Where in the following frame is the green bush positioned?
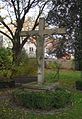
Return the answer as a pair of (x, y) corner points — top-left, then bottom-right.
(12, 88), (72, 110)
(0, 48), (12, 70)
(76, 81), (82, 90)
(0, 48), (13, 79)
(53, 89), (71, 108)
(18, 58), (37, 76)
(0, 48), (37, 78)
(11, 58), (38, 78)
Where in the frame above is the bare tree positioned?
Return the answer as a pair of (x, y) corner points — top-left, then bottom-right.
(0, 0), (49, 64)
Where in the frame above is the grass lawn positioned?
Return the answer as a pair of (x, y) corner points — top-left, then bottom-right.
(0, 69), (82, 119)
(45, 70), (81, 90)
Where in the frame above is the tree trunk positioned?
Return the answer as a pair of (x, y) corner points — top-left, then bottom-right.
(12, 43), (22, 65)
(10, 43), (22, 78)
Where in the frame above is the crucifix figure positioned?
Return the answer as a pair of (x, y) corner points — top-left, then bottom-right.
(20, 17), (66, 84)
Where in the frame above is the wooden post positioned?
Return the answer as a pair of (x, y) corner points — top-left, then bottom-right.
(20, 17), (66, 85)
(37, 18), (45, 84)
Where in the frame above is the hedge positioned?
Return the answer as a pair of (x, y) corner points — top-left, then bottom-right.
(12, 88), (72, 110)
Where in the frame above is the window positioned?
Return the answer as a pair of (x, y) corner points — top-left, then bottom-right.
(29, 47), (33, 53)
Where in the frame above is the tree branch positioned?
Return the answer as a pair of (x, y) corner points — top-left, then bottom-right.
(16, 0), (20, 20)
(1, 20), (14, 38)
(23, 0), (37, 17)
(6, 4), (17, 27)
(20, 35), (30, 49)
(11, 0), (18, 20)
(0, 30), (13, 41)
(21, 0), (49, 48)
(32, 1), (48, 30)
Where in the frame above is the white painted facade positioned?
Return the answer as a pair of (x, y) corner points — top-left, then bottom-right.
(24, 40), (36, 58)
(0, 34), (36, 57)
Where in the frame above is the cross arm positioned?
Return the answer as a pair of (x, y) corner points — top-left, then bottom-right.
(44, 28), (66, 36)
(20, 28), (66, 37)
(20, 30), (39, 37)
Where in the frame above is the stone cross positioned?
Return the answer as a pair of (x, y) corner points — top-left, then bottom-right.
(20, 17), (66, 84)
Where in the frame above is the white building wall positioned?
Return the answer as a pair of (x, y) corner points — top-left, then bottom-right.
(24, 41), (36, 58)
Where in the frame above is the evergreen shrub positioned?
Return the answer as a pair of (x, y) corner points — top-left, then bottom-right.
(12, 88), (72, 110)
(76, 81), (82, 90)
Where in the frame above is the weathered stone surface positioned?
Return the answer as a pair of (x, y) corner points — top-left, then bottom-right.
(20, 17), (66, 84)
(22, 82), (60, 92)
